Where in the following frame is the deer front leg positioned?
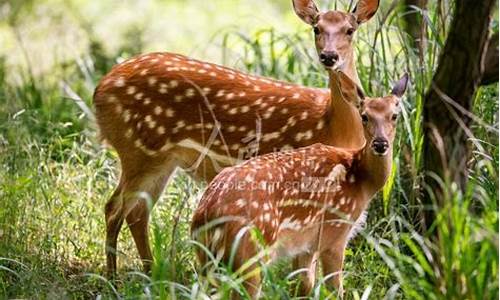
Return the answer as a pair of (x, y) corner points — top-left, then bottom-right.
(292, 251), (319, 296)
(320, 246), (346, 297)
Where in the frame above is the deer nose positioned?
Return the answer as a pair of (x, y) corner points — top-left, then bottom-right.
(371, 138), (389, 155)
(319, 51), (339, 67)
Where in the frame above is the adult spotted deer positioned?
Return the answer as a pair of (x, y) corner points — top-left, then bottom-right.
(94, 0), (379, 276)
(191, 73), (408, 298)
(292, 0), (379, 84)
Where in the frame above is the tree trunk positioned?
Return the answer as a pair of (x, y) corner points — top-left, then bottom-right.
(402, 0), (428, 60)
(422, 0), (496, 231)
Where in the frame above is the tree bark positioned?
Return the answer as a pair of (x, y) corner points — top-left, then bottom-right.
(422, 0), (496, 230)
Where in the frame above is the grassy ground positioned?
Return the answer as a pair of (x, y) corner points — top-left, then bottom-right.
(0, 1), (498, 299)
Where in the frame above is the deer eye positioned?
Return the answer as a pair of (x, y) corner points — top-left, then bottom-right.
(313, 26), (320, 35)
(391, 114), (398, 121)
(346, 28), (355, 36)
(361, 114), (369, 124)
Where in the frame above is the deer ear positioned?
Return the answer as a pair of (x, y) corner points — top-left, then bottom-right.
(337, 71), (365, 104)
(352, 0), (379, 24)
(292, 0), (320, 25)
(391, 73), (409, 98)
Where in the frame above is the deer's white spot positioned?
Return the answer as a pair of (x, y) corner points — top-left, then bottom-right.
(157, 83), (167, 94)
(148, 77), (157, 86)
(135, 92), (144, 100)
(262, 132), (280, 142)
(245, 174), (253, 183)
(228, 108), (237, 115)
(236, 199), (247, 208)
(154, 106), (163, 115)
(226, 93), (235, 100)
(157, 126), (165, 135)
(316, 119), (325, 130)
(202, 87), (211, 95)
(122, 110), (131, 122)
(281, 108), (289, 114)
(240, 105), (250, 113)
(165, 108), (175, 117)
(134, 139), (143, 148)
(295, 130), (313, 141)
(174, 95), (184, 102)
(168, 80), (178, 88)
(185, 88), (195, 98)
(216, 90), (225, 97)
(126, 86), (137, 95)
(115, 77), (125, 87)
(125, 128), (133, 138)
(106, 95), (117, 103)
(293, 93), (300, 99)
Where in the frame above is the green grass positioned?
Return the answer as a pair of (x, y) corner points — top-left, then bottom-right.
(0, 1), (498, 299)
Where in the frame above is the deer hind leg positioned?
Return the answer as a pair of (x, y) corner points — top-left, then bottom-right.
(123, 155), (178, 274)
(292, 251), (319, 296)
(105, 181), (126, 277)
(105, 151), (177, 276)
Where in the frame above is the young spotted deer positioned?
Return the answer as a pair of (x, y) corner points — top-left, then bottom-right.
(94, 0), (379, 276)
(191, 73), (408, 298)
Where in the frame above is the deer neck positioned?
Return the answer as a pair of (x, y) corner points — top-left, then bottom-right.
(326, 83), (365, 149)
(356, 146), (393, 195)
(342, 51), (361, 87)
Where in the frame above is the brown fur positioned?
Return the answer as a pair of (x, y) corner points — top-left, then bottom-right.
(191, 74), (408, 298)
(95, 0), (380, 277)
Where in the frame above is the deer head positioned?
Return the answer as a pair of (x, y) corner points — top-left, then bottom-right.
(293, 0), (379, 82)
(360, 73), (409, 156)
